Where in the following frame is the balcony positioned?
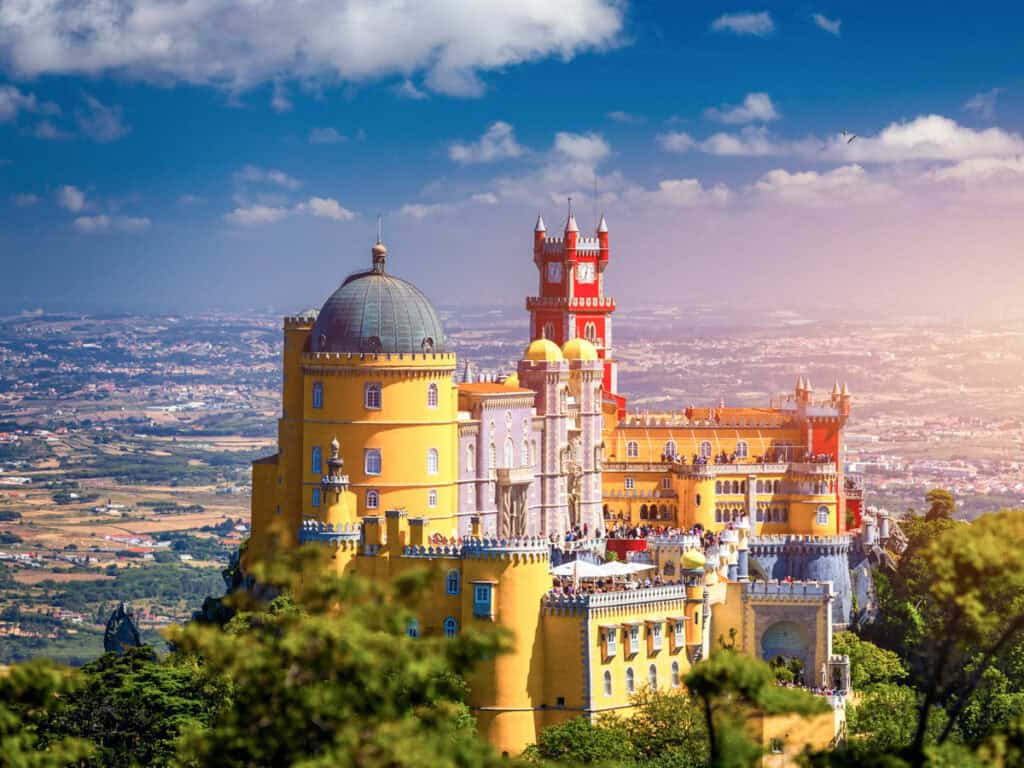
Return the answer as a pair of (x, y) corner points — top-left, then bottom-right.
(495, 467), (534, 486)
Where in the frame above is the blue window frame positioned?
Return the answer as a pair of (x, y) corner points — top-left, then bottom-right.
(312, 382), (323, 409)
(312, 487), (321, 508)
(407, 619), (419, 639)
(473, 583), (493, 618)
(446, 569), (460, 595)
(311, 446), (322, 474)
(443, 617), (458, 638)
(365, 449), (382, 476)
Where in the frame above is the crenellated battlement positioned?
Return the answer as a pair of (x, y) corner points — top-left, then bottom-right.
(544, 584), (689, 613)
(298, 519), (361, 544)
(284, 315), (316, 329)
(743, 580), (834, 599)
(302, 351), (456, 363)
(461, 536), (551, 560)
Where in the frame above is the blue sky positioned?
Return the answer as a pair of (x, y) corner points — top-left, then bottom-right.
(1, 1), (1023, 317)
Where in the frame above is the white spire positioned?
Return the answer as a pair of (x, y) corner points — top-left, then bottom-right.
(535, 213), (546, 232)
(565, 196), (578, 233)
(797, 375), (805, 391)
(832, 379), (841, 396)
(597, 214), (608, 233)
(841, 381), (850, 396)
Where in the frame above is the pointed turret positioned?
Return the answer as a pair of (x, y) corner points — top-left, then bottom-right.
(565, 213), (579, 233)
(535, 213), (546, 232)
(597, 213), (609, 261)
(832, 379), (841, 396)
(597, 214), (608, 233)
(841, 381), (850, 396)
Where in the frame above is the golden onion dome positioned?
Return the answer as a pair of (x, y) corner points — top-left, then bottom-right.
(524, 338), (564, 363)
(502, 372), (520, 388)
(562, 337), (599, 361)
(681, 549), (706, 570)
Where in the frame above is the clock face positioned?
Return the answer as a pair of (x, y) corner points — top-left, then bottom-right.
(577, 262), (595, 283)
(546, 261), (562, 282)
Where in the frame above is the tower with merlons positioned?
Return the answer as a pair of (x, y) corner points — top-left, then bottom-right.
(526, 204), (619, 399)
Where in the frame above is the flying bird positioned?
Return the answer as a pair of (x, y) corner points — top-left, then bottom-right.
(841, 130), (857, 144)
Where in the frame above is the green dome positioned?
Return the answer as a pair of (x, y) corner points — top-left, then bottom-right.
(311, 241), (446, 355)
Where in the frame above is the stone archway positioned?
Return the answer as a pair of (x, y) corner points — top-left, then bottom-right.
(760, 620), (811, 681)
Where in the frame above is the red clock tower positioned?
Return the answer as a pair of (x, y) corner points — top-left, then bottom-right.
(526, 204), (622, 406)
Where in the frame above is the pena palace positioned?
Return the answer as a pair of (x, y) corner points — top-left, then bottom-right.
(246, 208), (903, 761)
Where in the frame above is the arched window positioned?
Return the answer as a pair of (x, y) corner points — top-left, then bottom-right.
(542, 321), (555, 340)
(741, 480), (747, 493)
(773, 480), (781, 494)
(732, 481), (740, 495)
(756, 480), (763, 494)
(427, 448), (439, 475)
(603, 670), (613, 697)
(427, 382), (438, 409)
(364, 382), (382, 409)
(531, 440), (537, 466)
(311, 446), (322, 474)
(366, 490), (379, 510)
(584, 322), (597, 342)
(428, 489), (438, 508)
(365, 448), (382, 476)
(714, 508), (721, 523)
(664, 562), (676, 577)
(699, 440), (712, 458)
(664, 440), (677, 458)
(521, 440), (530, 467)
(671, 661), (680, 688)
(466, 444), (475, 472)
(816, 505), (830, 525)
(715, 481), (722, 494)
(443, 617), (458, 638)
(488, 443), (496, 470)
(640, 504), (648, 520)
(649, 664), (658, 689)
(626, 668), (635, 694)
(312, 487), (320, 508)
(736, 440), (749, 458)
(407, 619), (419, 639)
(626, 441), (639, 458)
(503, 437), (514, 468)
(312, 381), (323, 409)
(446, 570), (460, 595)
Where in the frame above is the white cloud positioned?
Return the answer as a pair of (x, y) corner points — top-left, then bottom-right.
(963, 88), (1002, 121)
(925, 155), (1024, 182)
(226, 196), (357, 224)
(12, 193), (39, 207)
(57, 185), (86, 212)
(834, 115), (1024, 163)
(394, 79), (429, 100)
(811, 13), (841, 35)
(554, 131), (610, 163)
(400, 202), (450, 220)
(0, 1), (623, 98)
(309, 127), (347, 145)
(72, 214), (150, 233)
(449, 121), (526, 164)
(700, 126), (789, 156)
(298, 196), (356, 221)
(0, 84), (59, 122)
(33, 120), (73, 140)
(177, 194), (205, 205)
(471, 192), (499, 204)
(657, 131), (696, 153)
(607, 110), (644, 124)
(629, 178), (732, 208)
(234, 165), (302, 190)
(75, 94), (130, 142)
(710, 11), (775, 36)
(224, 205), (290, 225)
(753, 165), (893, 207)
(270, 81), (293, 113)
(704, 92), (779, 124)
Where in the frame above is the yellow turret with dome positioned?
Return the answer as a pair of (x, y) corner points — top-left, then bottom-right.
(525, 338), (563, 362)
(562, 337), (598, 361)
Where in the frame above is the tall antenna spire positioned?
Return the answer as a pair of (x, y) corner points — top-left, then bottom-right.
(376, 213), (383, 243)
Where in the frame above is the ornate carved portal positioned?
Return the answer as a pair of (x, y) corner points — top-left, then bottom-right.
(496, 475), (530, 538)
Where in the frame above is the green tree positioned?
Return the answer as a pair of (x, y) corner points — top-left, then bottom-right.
(685, 650), (829, 768)
(832, 632), (907, 690)
(37, 647), (224, 767)
(620, 687), (709, 768)
(0, 658), (95, 767)
(924, 490), (956, 522)
(524, 716), (634, 766)
(168, 545), (513, 768)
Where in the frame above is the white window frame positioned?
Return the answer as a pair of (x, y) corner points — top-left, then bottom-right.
(364, 382), (382, 410)
(428, 489), (438, 508)
(427, 448), (439, 475)
(427, 382), (439, 409)
(626, 440), (639, 458)
(816, 505), (830, 525)
(366, 489), (379, 509)
(624, 476), (635, 491)
(364, 448), (382, 476)
(606, 627), (617, 656)
(664, 440), (677, 458)
(651, 622), (663, 652)
(674, 621), (685, 649)
(700, 440), (712, 458)
(628, 625), (640, 655)
(736, 440), (749, 458)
